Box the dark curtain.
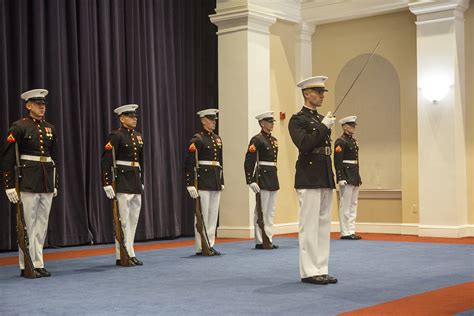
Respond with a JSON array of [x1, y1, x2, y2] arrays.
[[0, 0, 217, 250]]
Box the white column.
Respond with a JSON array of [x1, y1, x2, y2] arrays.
[[409, 0, 470, 237], [210, 9, 276, 238], [294, 22, 316, 107]]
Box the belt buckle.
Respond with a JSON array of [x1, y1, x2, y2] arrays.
[[131, 161, 138, 167], [212, 161, 218, 166], [324, 147, 331, 155], [39, 156, 47, 162]]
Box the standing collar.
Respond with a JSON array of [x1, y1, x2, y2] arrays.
[[301, 106, 319, 116]]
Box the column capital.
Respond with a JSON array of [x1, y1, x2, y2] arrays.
[[294, 22, 316, 43], [409, 0, 469, 23], [210, 8, 277, 36]]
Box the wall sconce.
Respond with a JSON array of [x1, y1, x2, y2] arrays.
[[420, 77, 450, 104]]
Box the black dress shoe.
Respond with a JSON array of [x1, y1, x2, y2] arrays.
[[322, 274, 338, 284], [341, 235, 359, 240], [116, 259, 121, 266], [35, 268, 51, 277], [352, 234, 362, 240], [20, 269, 42, 278], [255, 244, 279, 249], [131, 257, 143, 266], [195, 252, 202, 256], [211, 248, 221, 256], [301, 275, 328, 285]]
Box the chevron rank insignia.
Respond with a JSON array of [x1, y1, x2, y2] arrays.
[[6, 133, 15, 143]]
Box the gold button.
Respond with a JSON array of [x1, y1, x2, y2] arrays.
[[309, 162, 313, 165]]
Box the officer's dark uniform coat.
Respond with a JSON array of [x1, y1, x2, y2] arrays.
[[244, 132, 279, 191], [2, 117, 58, 193], [185, 130, 224, 191], [101, 127, 144, 194], [334, 134, 362, 186], [288, 107, 335, 189]]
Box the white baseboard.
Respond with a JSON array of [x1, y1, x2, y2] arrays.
[[331, 222, 474, 237], [418, 224, 474, 238], [218, 222, 474, 238], [217, 222, 299, 239], [217, 226, 254, 238]]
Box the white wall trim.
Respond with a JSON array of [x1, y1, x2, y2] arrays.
[[331, 222, 418, 235], [331, 222, 474, 237], [217, 226, 254, 239], [418, 224, 474, 238], [218, 222, 474, 238], [217, 222, 299, 238]]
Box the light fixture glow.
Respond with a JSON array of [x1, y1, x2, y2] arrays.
[[420, 77, 450, 103]]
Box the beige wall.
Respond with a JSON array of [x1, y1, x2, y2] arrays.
[[312, 11, 419, 224], [269, 21, 299, 225], [466, 5, 474, 224]]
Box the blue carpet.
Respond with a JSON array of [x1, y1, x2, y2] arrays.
[[0, 237, 472, 315]]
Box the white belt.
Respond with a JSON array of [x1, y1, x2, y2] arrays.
[[198, 160, 221, 167], [259, 161, 277, 166], [116, 160, 140, 167], [20, 155, 52, 163], [342, 160, 358, 164]]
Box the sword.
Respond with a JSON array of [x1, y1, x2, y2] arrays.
[[333, 40, 381, 115]]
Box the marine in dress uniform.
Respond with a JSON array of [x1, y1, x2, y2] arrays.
[[288, 76, 338, 285], [101, 104, 144, 266], [244, 111, 279, 249], [1, 89, 58, 278], [185, 109, 224, 255], [334, 116, 362, 240]]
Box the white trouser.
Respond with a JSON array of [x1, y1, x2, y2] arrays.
[[18, 192, 53, 269], [339, 184, 360, 237], [195, 190, 221, 252], [253, 190, 277, 244], [296, 188, 333, 278], [115, 193, 142, 259]]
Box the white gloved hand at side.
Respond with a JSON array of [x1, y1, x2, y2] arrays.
[[249, 182, 260, 193], [221, 185, 224, 191], [338, 180, 348, 186], [53, 188, 58, 197], [5, 188, 19, 204], [322, 111, 336, 129], [187, 186, 199, 199], [103, 185, 115, 199]]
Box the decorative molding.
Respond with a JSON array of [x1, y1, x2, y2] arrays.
[[210, 8, 277, 36], [294, 22, 316, 42], [301, 0, 410, 25], [409, 0, 469, 24], [408, 0, 469, 16]]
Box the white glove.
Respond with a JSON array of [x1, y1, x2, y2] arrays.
[[187, 186, 199, 199], [338, 180, 347, 186], [249, 182, 260, 193], [5, 188, 19, 204], [103, 185, 115, 199], [221, 185, 225, 191], [142, 184, 145, 191], [322, 111, 336, 129], [53, 188, 58, 197]]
